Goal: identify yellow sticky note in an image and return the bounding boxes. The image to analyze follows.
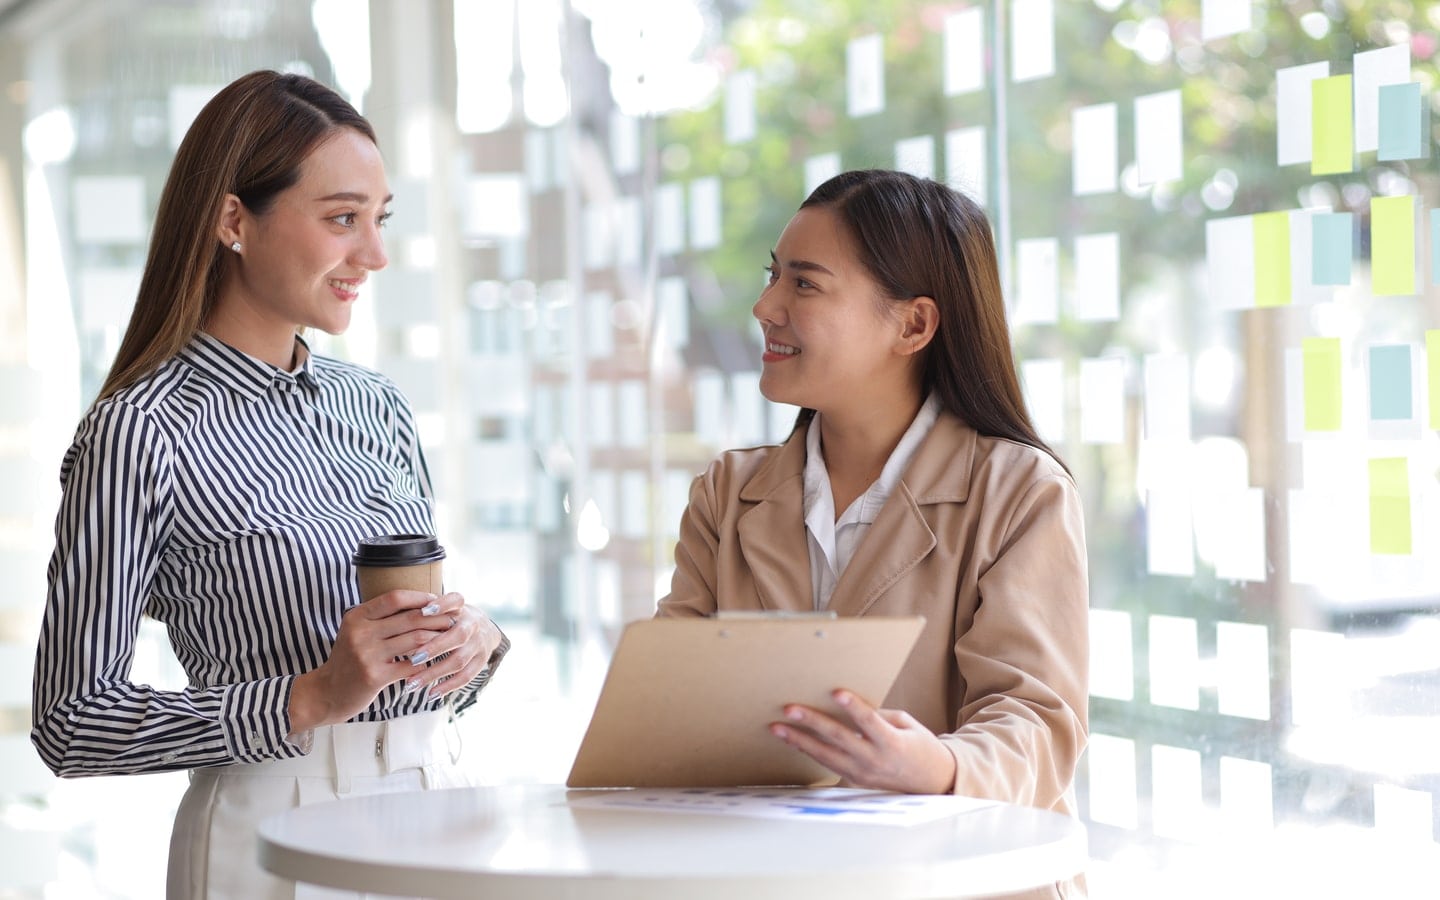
[1371,195,1416,296]
[1369,457,1411,555]
[1253,211,1291,307]
[1312,75,1354,175]
[1303,337,1343,431]
[1428,330,1440,429]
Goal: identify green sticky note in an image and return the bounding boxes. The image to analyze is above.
[1369,457,1411,555]
[1371,195,1415,296]
[1427,330,1440,429]
[1312,75,1354,175]
[1253,211,1292,306]
[1303,337,1343,431]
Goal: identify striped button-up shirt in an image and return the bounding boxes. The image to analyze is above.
[32,333,504,776]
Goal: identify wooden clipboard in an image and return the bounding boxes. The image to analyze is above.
[565,614,926,788]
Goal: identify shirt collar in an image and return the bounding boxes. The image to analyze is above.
[179,332,321,399]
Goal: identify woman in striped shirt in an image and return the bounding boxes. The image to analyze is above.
[31,70,509,899]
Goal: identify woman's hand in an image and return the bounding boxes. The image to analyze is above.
[288,589,454,733]
[398,592,506,701]
[769,690,958,795]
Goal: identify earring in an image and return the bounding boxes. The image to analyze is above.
[230,241,242,253]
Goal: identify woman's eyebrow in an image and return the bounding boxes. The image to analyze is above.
[315,191,395,204]
[770,250,835,276]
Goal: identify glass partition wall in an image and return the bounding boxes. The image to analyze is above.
[1,1,1436,897]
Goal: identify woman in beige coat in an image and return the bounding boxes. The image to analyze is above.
[657,169,1089,898]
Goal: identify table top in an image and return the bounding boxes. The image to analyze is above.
[258,783,1088,900]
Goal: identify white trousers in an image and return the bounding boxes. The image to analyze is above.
[167,712,476,900]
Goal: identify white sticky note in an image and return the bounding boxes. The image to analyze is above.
[620,470,649,539]
[945,127,987,206]
[1014,237,1059,324]
[895,135,936,180]
[847,33,885,117]
[582,203,613,270]
[587,382,615,446]
[1086,734,1138,829]
[1021,358,1065,444]
[614,195,642,268]
[1290,628,1346,727]
[1073,103,1118,195]
[657,276,689,350]
[72,176,147,244]
[1201,0,1250,41]
[464,174,528,239]
[944,8,985,96]
[666,469,696,539]
[693,370,726,447]
[610,110,641,175]
[168,84,222,149]
[1146,489,1195,577]
[1212,487,1267,583]
[1374,784,1434,842]
[655,183,685,255]
[805,152,842,196]
[1276,62,1331,165]
[1353,44,1411,154]
[689,177,721,250]
[1011,0,1055,83]
[79,266,142,328]
[1220,757,1274,834]
[731,372,766,444]
[767,400,800,443]
[1217,621,1271,719]
[1143,353,1191,441]
[1149,615,1200,710]
[1135,89,1183,185]
[1089,609,1134,701]
[1151,745,1204,842]
[724,70,757,144]
[1206,214,1255,310]
[1074,232,1120,321]
[585,290,614,359]
[617,380,646,448]
[1080,357,1126,444]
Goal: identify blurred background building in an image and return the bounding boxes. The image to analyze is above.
[0,0,1437,897]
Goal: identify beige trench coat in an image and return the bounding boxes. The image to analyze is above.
[657,411,1089,898]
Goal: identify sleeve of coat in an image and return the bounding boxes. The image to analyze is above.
[941,472,1089,809]
[654,468,722,618]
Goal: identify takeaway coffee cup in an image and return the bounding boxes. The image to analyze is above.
[353,533,446,601]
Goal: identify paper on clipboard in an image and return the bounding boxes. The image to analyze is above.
[565,614,926,789]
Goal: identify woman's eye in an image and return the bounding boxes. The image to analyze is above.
[332,213,357,227]
[763,264,779,284]
[378,211,393,228]
[796,277,814,290]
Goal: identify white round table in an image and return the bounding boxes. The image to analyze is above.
[258,784,1087,899]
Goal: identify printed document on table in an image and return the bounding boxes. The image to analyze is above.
[565,787,1000,826]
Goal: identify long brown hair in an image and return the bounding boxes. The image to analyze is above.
[798,169,1067,472]
[96,70,376,402]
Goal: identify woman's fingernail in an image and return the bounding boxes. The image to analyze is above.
[421,602,440,616]
[404,678,424,694]
[772,725,789,739]
[786,707,803,721]
[410,650,430,666]
[834,691,851,706]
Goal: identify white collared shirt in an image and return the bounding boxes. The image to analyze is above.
[802,394,942,610]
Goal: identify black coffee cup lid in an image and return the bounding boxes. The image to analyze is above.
[353,534,446,566]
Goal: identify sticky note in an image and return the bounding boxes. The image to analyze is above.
[1080,357,1125,444]
[1290,629,1345,726]
[895,135,935,180]
[1149,615,1199,709]
[1369,457,1411,555]
[1354,44,1411,153]
[1311,212,1353,285]
[1302,337,1342,431]
[655,184,685,255]
[1135,89,1183,185]
[1086,734,1138,829]
[1212,488,1266,583]
[1369,344,1413,421]
[1014,238,1059,324]
[724,70,757,144]
[1202,0,1250,41]
[846,33,885,117]
[1277,62,1331,165]
[1089,609,1134,701]
[1207,215,1255,309]
[1217,622,1271,720]
[72,176,148,244]
[1377,82,1423,161]
[1075,232,1119,321]
[1253,211,1291,307]
[1146,489,1195,577]
[944,8,985,96]
[1073,103,1118,195]
[1011,0,1055,82]
[1144,353,1191,441]
[1371,194,1415,296]
[1151,745,1203,841]
[946,127,987,206]
[805,153,842,196]
[1021,358,1065,443]
[689,177,721,250]
[1428,330,1440,428]
[1311,75,1354,175]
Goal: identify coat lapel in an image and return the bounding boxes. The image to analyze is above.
[735,428,814,612]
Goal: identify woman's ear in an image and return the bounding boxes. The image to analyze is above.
[897,296,939,357]
[215,193,245,251]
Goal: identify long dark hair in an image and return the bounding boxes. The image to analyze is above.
[798,169,1066,472]
[97,70,376,403]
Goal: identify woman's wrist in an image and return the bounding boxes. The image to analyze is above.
[287,669,332,734]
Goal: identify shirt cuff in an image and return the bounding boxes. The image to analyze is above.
[220,675,307,763]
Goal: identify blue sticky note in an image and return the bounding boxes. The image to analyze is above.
[1312,212,1353,285]
[1378,82,1423,161]
[1369,344,1413,421]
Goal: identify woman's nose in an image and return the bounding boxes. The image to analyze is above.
[355,223,388,271]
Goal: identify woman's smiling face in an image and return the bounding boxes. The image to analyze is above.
[752,205,918,417]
